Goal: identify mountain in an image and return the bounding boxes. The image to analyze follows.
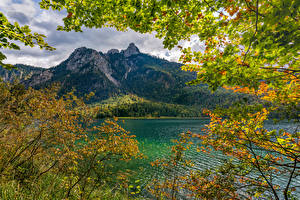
[0,64,45,82]
[0,43,243,107]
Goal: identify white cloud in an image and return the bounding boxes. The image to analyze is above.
[1,0,204,68]
[1,0,37,20]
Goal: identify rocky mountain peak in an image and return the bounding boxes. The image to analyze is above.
[70,46,100,57]
[63,46,121,87]
[0,44,205,105]
[107,49,119,55]
[66,47,103,71]
[121,43,140,57]
[69,47,90,57]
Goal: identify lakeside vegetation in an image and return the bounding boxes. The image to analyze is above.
[0,83,143,199]
[92,91,255,119]
[92,94,291,120]
[92,94,203,118]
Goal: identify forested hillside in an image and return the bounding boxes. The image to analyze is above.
[0,43,246,110]
[93,94,203,118]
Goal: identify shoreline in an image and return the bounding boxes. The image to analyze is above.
[117,116,210,120]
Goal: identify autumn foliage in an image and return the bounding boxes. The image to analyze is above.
[0,82,141,199]
[0,0,299,199]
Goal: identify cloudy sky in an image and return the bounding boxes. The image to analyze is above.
[0,0,203,68]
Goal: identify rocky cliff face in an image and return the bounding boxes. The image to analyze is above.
[0,43,196,103]
[121,42,140,57]
[0,64,45,83]
[64,47,120,87]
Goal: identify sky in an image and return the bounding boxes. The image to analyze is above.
[0,0,203,68]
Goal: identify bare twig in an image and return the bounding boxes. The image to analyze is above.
[242,0,259,64]
[244,0,265,17]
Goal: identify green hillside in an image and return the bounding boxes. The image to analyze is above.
[92,94,203,118]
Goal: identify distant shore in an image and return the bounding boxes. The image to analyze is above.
[117,116,210,120]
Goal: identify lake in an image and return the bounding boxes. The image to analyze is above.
[120,119,224,170]
[99,119,299,198]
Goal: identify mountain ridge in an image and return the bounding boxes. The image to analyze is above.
[0,43,242,108]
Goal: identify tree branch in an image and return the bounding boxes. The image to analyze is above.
[243,0,259,64]
[244,0,265,17]
[284,157,297,200]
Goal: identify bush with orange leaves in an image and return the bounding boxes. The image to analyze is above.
[0,82,141,199]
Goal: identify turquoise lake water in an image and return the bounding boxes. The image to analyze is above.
[120,119,222,170]
[120,119,297,167]
[114,119,299,198]
[95,119,299,198]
